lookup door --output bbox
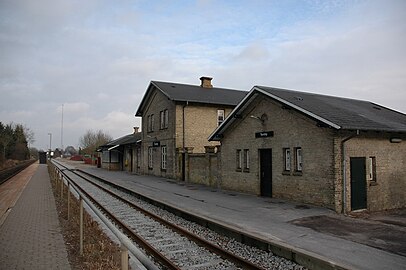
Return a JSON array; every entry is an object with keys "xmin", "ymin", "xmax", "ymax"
[
  {"xmin": 350, "ymin": 157, "xmax": 367, "ymax": 210},
  {"xmin": 260, "ymin": 149, "xmax": 272, "ymax": 197}
]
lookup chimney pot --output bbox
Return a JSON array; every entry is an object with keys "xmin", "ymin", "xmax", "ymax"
[
  {"xmin": 133, "ymin": 126, "xmax": 139, "ymax": 134},
  {"xmin": 200, "ymin": 76, "xmax": 213, "ymax": 88}
]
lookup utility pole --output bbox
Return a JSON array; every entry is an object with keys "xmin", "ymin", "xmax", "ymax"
[
  {"xmin": 48, "ymin": 133, "xmax": 52, "ymax": 152},
  {"xmin": 61, "ymin": 104, "xmax": 64, "ymax": 152}
]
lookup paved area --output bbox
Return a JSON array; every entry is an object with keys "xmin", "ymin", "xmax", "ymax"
[
  {"xmin": 66, "ymin": 159, "xmax": 406, "ymax": 270},
  {"xmin": 0, "ymin": 164, "xmax": 71, "ymax": 270},
  {"xmin": 0, "ymin": 163, "xmax": 38, "ymax": 226}
]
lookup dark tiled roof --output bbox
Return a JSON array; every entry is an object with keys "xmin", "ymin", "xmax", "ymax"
[
  {"xmin": 209, "ymin": 86, "xmax": 406, "ymax": 141},
  {"xmin": 152, "ymin": 81, "xmax": 247, "ymax": 105},
  {"xmin": 102, "ymin": 133, "xmax": 141, "ymax": 148},
  {"xmin": 136, "ymin": 81, "xmax": 247, "ymax": 116},
  {"xmin": 256, "ymin": 86, "xmax": 406, "ymax": 132}
]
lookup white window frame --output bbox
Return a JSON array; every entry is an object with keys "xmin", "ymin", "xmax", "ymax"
[
  {"xmin": 160, "ymin": 111, "xmax": 165, "ymax": 129},
  {"xmin": 236, "ymin": 149, "xmax": 242, "ymax": 170},
  {"xmin": 148, "ymin": 147, "xmax": 153, "ymax": 169},
  {"xmin": 284, "ymin": 148, "xmax": 291, "ymax": 171},
  {"xmin": 150, "ymin": 114, "xmax": 154, "ymax": 131},
  {"xmin": 295, "ymin": 147, "xmax": 302, "ymax": 172},
  {"xmin": 244, "ymin": 149, "xmax": 250, "ymax": 171},
  {"xmin": 164, "ymin": 109, "xmax": 168, "ymax": 128},
  {"xmin": 161, "ymin": 146, "xmax": 167, "ymax": 170},
  {"xmin": 217, "ymin": 109, "xmax": 225, "ymax": 126}
]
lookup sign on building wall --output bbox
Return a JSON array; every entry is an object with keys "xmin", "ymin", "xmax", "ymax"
[
  {"xmin": 255, "ymin": 131, "xmax": 274, "ymax": 138},
  {"xmin": 152, "ymin": 141, "xmax": 160, "ymax": 147}
]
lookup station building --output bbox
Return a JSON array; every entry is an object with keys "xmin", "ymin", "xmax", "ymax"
[
  {"xmin": 209, "ymin": 86, "xmax": 406, "ymax": 213},
  {"xmin": 135, "ymin": 77, "xmax": 247, "ymax": 180},
  {"xmin": 99, "ymin": 128, "xmax": 142, "ymax": 173}
]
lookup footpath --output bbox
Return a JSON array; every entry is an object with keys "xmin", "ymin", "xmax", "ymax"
[{"xmin": 0, "ymin": 164, "xmax": 71, "ymax": 270}]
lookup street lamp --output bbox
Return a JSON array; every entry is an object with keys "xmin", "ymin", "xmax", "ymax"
[{"xmin": 48, "ymin": 132, "xmax": 52, "ymax": 153}]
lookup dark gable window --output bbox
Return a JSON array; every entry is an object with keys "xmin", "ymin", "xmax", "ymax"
[
  {"xmin": 283, "ymin": 148, "xmax": 291, "ymax": 172},
  {"xmin": 243, "ymin": 149, "xmax": 250, "ymax": 172},
  {"xmin": 236, "ymin": 149, "xmax": 242, "ymax": 171},
  {"xmin": 147, "ymin": 114, "xmax": 155, "ymax": 132},
  {"xmin": 160, "ymin": 109, "xmax": 168, "ymax": 129}
]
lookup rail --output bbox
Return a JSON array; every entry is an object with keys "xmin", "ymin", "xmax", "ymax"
[
  {"xmin": 50, "ymin": 160, "xmax": 159, "ymax": 270},
  {"xmin": 52, "ymin": 159, "xmax": 266, "ymax": 270},
  {"xmin": 0, "ymin": 159, "xmax": 37, "ymax": 185}
]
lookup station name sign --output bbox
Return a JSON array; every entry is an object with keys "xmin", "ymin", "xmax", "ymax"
[
  {"xmin": 152, "ymin": 141, "xmax": 160, "ymax": 147},
  {"xmin": 255, "ymin": 131, "xmax": 274, "ymax": 138}
]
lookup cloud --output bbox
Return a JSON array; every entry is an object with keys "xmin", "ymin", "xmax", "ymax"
[
  {"xmin": 57, "ymin": 102, "xmax": 90, "ymax": 114},
  {"xmin": 235, "ymin": 43, "xmax": 270, "ymax": 62},
  {"xmin": 1, "ymin": 0, "xmax": 405, "ymax": 150}
]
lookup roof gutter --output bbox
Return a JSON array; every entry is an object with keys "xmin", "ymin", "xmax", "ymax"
[
  {"xmin": 341, "ymin": 130, "xmax": 359, "ymax": 214},
  {"xmin": 108, "ymin": 144, "xmax": 120, "ymax": 151}
]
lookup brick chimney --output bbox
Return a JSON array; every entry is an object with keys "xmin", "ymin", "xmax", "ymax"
[
  {"xmin": 200, "ymin": 76, "xmax": 213, "ymax": 88},
  {"xmin": 133, "ymin": 126, "xmax": 139, "ymax": 134}
]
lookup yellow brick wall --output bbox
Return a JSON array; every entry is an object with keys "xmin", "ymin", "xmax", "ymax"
[
  {"xmin": 175, "ymin": 104, "xmax": 234, "ymax": 152},
  {"xmin": 220, "ymin": 96, "xmax": 336, "ymax": 208},
  {"xmin": 343, "ymin": 135, "xmax": 406, "ymax": 212}
]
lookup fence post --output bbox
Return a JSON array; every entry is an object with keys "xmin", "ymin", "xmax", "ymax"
[
  {"xmin": 121, "ymin": 244, "xmax": 129, "ymax": 270},
  {"xmin": 67, "ymin": 182, "xmax": 70, "ymax": 219},
  {"xmin": 60, "ymin": 174, "xmax": 64, "ymax": 198},
  {"xmin": 79, "ymin": 196, "xmax": 84, "ymax": 255}
]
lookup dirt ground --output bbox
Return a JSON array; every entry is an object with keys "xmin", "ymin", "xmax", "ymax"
[
  {"xmin": 291, "ymin": 208, "xmax": 406, "ymax": 257},
  {"xmin": 49, "ymin": 167, "xmax": 122, "ymax": 270}
]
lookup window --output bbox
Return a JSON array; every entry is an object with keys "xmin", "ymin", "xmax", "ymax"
[
  {"xmin": 161, "ymin": 146, "xmax": 167, "ymax": 170},
  {"xmin": 295, "ymin": 147, "xmax": 302, "ymax": 172},
  {"xmin": 160, "ymin": 110, "xmax": 168, "ymax": 129},
  {"xmin": 367, "ymin": 156, "xmax": 377, "ymax": 183},
  {"xmin": 217, "ymin": 109, "xmax": 225, "ymax": 126},
  {"xmin": 148, "ymin": 147, "xmax": 153, "ymax": 169},
  {"xmin": 243, "ymin": 149, "xmax": 250, "ymax": 171},
  {"xmin": 147, "ymin": 114, "xmax": 155, "ymax": 132},
  {"xmin": 236, "ymin": 149, "xmax": 242, "ymax": 170},
  {"xmin": 164, "ymin": 109, "xmax": 168, "ymax": 128},
  {"xmin": 283, "ymin": 148, "xmax": 291, "ymax": 171}
]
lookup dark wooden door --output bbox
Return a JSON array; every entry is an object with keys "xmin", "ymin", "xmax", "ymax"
[
  {"xmin": 350, "ymin": 157, "xmax": 367, "ymax": 210},
  {"xmin": 260, "ymin": 149, "xmax": 272, "ymax": 197}
]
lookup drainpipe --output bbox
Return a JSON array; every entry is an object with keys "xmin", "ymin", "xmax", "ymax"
[
  {"xmin": 182, "ymin": 101, "xmax": 189, "ymax": 181},
  {"xmin": 341, "ymin": 129, "xmax": 359, "ymax": 214}
]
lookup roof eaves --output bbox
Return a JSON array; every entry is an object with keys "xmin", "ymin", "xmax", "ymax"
[
  {"xmin": 254, "ymin": 86, "xmax": 342, "ymax": 130},
  {"xmin": 135, "ymin": 81, "xmax": 174, "ymax": 116}
]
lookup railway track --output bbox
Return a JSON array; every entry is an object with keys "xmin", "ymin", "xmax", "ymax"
[
  {"xmin": 52, "ymin": 160, "xmax": 271, "ymax": 270},
  {"xmin": 0, "ymin": 159, "xmax": 37, "ymax": 185}
]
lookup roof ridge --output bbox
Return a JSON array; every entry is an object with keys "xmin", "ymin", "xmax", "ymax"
[{"xmin": 255, "ymin": 85, "xmax": 375, "ymax": 104}]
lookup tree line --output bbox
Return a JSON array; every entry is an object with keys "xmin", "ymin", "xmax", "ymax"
[{"xmin": 0, "ymin": 122, "xmax": 34, "ymax": 163}]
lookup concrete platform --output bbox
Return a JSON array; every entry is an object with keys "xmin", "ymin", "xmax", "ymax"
[
  {"xmin": 0, "ymin": 164, "xmax": 71, "ymax": 270},
  {"xmin": 67, "ymin": 160, "xmax": 406, "ymax": 270}
]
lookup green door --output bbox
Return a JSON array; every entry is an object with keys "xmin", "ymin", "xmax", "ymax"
[{"xmin": 350, "ymin": 157, "xmax": 367, "ymax": 210}]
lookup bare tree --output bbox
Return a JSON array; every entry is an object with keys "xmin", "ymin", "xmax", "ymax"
[
  {"xmin": 79, "ymin": 130, "xmax": 113, "ymax": 155},
  {"xmin": 23, "ymin": 125, "xmax": 35, "ymax": 148}
]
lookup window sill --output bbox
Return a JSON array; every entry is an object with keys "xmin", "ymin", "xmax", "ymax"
[
  {"xmin": 236, "ymin": 168, "xmax": 242, "ymax": 172},
  {"xmin": 148, "ymin": 167, "xmax": 153, "ymax": 170},
  {"xmin": 161, "ymin": 168, "xmax": 167, "ymax": 172},
  {"xmin": 293, "ymin": 171, "xmax": 303, "ymax": 176},
  {"xmin": 243, "ymin": 168, "xmax": 250, "ymax": 173},
  {"xmin": 369, "ymin": 181, "xmax": 378, "ymax": 186},
  {"xmin": 282, "ymin": 171, "xmax": 291, "ymax": 176}
]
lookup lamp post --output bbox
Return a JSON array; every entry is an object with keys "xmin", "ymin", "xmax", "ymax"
[{"xmin": 48, "ymin": 133, "xmax": 52, "ymax": 153}]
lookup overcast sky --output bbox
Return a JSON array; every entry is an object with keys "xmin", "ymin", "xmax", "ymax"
[{"xmin": 1, "ymin": 0, "xmax": 405, "ymax": 150}]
